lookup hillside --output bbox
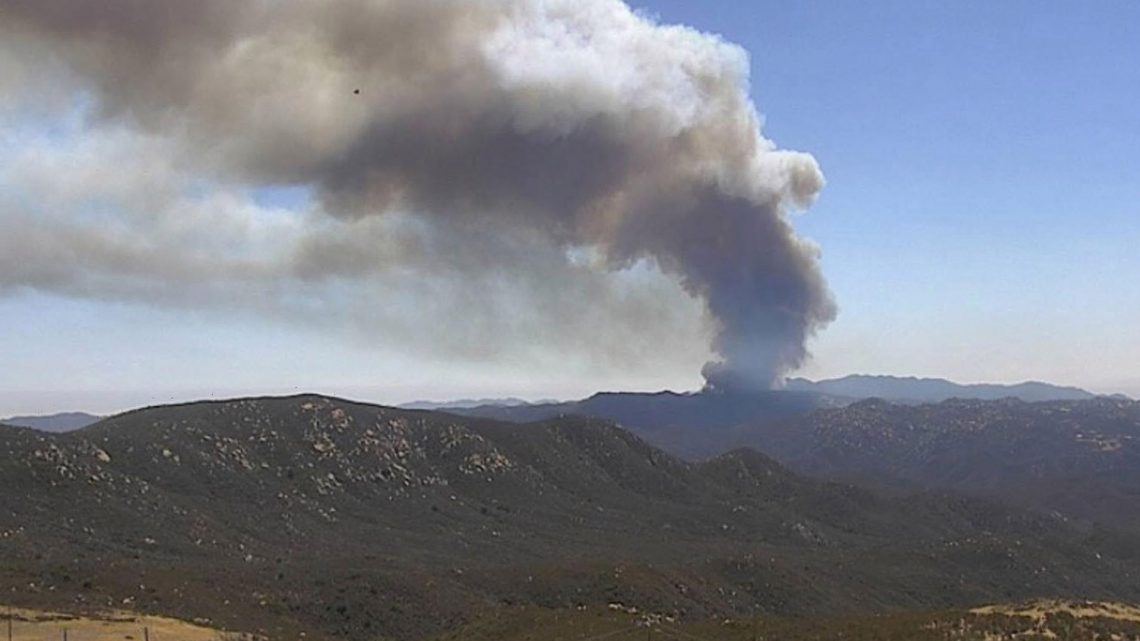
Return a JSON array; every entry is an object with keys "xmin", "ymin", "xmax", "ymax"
[
  {"xmin": 454, "ymin": 390, "xmax": 846, "ymax": 459},
  {"xmin": 3, "ymin": 395, "xmax": 1140, "ymax": 640},
  {"xmin": 430, "ymin": 600, "xmax": 1140, "ymax": 641},
  {"xmin": 449, "ymin": 378, "xmax": 1108, "ymax": 462},
  {"xmin": 746, "ymin": 397, "xmax": 1140, "ymax": 531},
  {"xmin": 784, "ymin": 375, "xmax": 1099, "ymax": 403}
]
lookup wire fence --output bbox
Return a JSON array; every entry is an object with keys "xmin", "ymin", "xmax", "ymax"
[
  {"xmin": 4, "ymin": 621, "xmax": 152, "ymax": 641},
  {"xmin": 5, "ymin": 607, "xmax": 733, "ymax": 641},
  {"xmin": 3, "ymin": 608, "xmax": 251, "ymax": 641}
]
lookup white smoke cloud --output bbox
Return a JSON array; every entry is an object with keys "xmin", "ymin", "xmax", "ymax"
[{"xmin": 0, "ymin": 0, "xmax": 834, "ymax": 389}]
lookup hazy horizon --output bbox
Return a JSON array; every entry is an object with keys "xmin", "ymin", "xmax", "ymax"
[
  {"xmin": 1, "ymin": 372, "xmax": 1131, "ymax": 419},
  {"xmin": 2, "ymin": 1, "xmax": 1137, "ymax": 416}
]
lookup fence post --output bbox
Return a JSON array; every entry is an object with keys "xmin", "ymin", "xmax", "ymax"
[{"xmin": 145, "ymin": 626, "xmax": 150, "ymax": 641}]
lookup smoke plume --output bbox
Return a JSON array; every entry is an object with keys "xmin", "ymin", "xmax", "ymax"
[{"xmin": 0, "ymin": 0, "xmax": 836, "ymax": 390}]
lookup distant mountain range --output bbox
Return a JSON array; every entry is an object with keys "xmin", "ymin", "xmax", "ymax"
[
  {"xmin": 451, "ymin": 387, "xmax": 1140, "ymax": 535},
  {"xmin": 4, "ymin": 376, "xmax": 1116, "ymax": 435},
  {"xmin": 5, "ymin": 394, "xmax": 1139, "ymax": 641},
  {"xmin": 454, "ymin": 389, "xmax": 844, "ymax": 459},
  {"xmin": 1, "ymin": 411, "xmax": 101, "ymax": 432},
  {"xmin": 784, "ymin": 374, "xmax": 1103, "ymax": 403},
  {"xmin": 445, "ymin": 376, "xmax": 1123, "ymax": 459},
  {"xmin": 398, "ymin": 397, "xmax": 554, "ymax": 411}
]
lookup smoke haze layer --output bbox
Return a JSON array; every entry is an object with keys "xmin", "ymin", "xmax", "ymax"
[{"xmin": 0, "ymin": 0, "xmax": 836, "ymax": 389}]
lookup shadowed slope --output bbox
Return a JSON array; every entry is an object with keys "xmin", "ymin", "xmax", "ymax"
[{"xmin": 2, "ymin": 395, "xmax": 1138, "ymax": 640}]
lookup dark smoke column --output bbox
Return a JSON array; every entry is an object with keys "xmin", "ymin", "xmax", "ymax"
[
  {"xmin": 1, "ymin": 0, "xmax": 838, "ymax": 388},
  {"xmin": 621, "ymin": 185, "xmax": 837, "ymax": 393},
  {"xmin": 693, "ymin": 197, "xmax": 837, "ymax": 393}
]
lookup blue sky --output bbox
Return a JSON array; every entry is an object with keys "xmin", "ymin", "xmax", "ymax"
[
  {"xmin": 635, "ymin": 0, "xmax": 1140, "ymax": 395},
  {"xmin": 1, "ymin": 1, "xmax": 1137, "ymax": 415}
]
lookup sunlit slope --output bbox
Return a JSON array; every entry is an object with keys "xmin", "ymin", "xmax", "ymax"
[{"xmin": 1, "ymin": 606, "xmax": 254, "ymax": 641}]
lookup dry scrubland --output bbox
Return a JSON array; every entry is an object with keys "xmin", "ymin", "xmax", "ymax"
[
  {"xmin": 5, "ymin": 395, "xmax": 1140, "ymax": 640},
  {"xmin": 8, "ymin": 600, "xmax": 1140, "ymax": 641},
  {"xmin": 972, "ymin": 599, "xmax": 1140, "ymax": 623},
  {"xmin": 1, "ymin": 606, "xmax": 256, "ymax": 641},
  {"xmin": 431, "ymin": 601, "xmax": 1140, "ymax": 641}
]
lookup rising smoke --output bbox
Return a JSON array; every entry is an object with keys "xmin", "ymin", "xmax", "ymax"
[{"xmin": 0, "ymin": 0, "xmax": 836, "ymax": 390}]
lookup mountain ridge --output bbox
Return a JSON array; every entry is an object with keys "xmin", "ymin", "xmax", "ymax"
[
  {"xmin": 1, "ymin": 411, "xmax": 102, "ymax": 432},
  {"xmin": 4, "ymin": 394, "xmax": 1139, "ymax": 640},
  {"xmin": 452, "ymin": 389, "xmax": 847, "ymax": 459},
  {"xmin": 398, "ymin": 398, "xmax": 553, "ymax": 411},
  {"xmin": 446, "ymin": 376, "xmax": 1118, "ymax": 461},
  {"xmin": 785, "ymin": 374, "xmax": 1103, "ymax": 403}
]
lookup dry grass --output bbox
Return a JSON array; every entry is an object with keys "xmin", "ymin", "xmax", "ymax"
[
  {"xmin": 0, "ymin": 605, "xmax": 251, "ymax": 641},
  {"xmin": 971, "ymin": 599, "xmax": 1140, "ymax": 623}
]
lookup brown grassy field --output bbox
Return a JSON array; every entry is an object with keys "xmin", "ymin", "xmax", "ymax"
[
  {"xmin": 8, "ymin": 599, "xmax": 1140, "ymax": 641},
  {"xmin": 0, "ymin": 606, "xmax": 257, "ymax": 641},
  {"xmin": 972, "ymin": 599, "xmax": 1140, "ymax": 623}
]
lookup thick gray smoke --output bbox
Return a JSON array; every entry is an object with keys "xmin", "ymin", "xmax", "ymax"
[{"xmin": 0, "ymin": 0, "xmax": 836, "ymax": 390}]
